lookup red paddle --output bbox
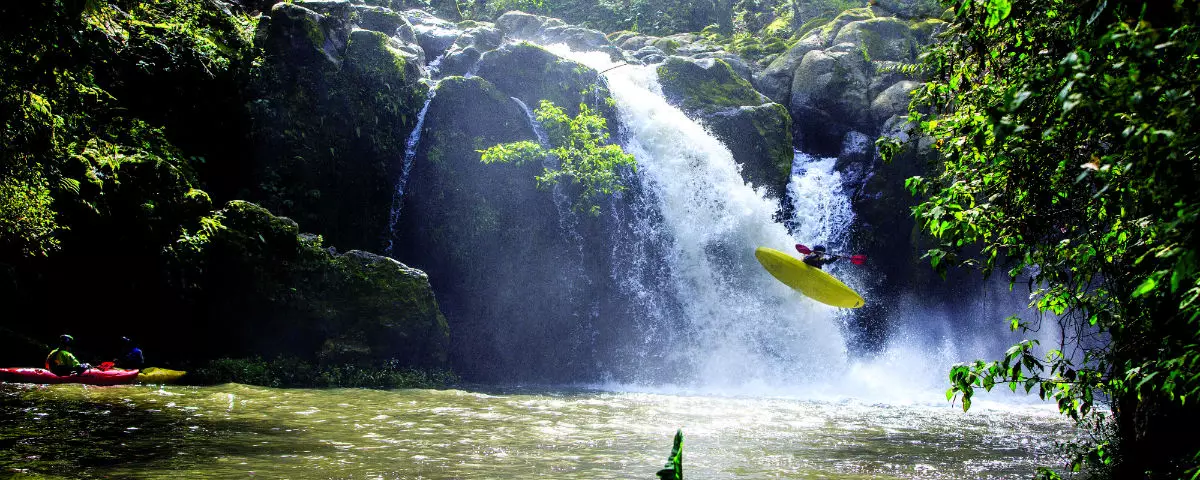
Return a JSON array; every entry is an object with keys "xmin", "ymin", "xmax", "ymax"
[{"xmin": 795, "ymin": 244, "xmax": 868, "ymax": 265}]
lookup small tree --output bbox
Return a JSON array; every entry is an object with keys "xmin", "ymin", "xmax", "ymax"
[{"xmin": 479, "ymin": 99, "xmax": 637, "ymax": 216}]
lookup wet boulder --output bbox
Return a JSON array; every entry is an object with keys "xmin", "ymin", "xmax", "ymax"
[
  {"xmin": 870, "ymin": 79, "xmax": 921, "ymax": 124},
  {"xmin": 494, "ymin": 10, "xmax": 566, "ymax": 41},
  {"xmin": 474, "ymin": 42, "xmax": 615, "ymax": 120},
  {"xmin": 704, "ymin": 103, "xmax": 795, "ymax": 194},
  {"xmin": 788, "ymin": 43, "xmax": 873, "ymax": 155},
  {"xmin": 350, "ymin": 4, "xmax": 406, "ymax": 37},
  {"xmin": 404, "ymin": 9, "xmax": 461, "ymax": 62},
  {"xmin": 394, "ymin": 75, "xmax": 585, "ymax": 380},
  {"xmin": 657, "ymin": 56, "xmax": 792, "ymax": 194},
  {"xmin": 436, "ymin": 23, "xmax": 503, "ymax": 77},
  {"xmin": 173, "ymin": 201, "xmax": 451, "ymax": 367},
  {"xmin": 832, "ymin": 17, "xmax": 918, "ymax": 62},
  {"xmin": 258, "ymin": 2, "xmax": 348, "ymax": 68}
]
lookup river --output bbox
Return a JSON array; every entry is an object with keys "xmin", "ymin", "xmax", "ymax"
[{"xmin": 1, "ymin": 383, "xmax": 1071, "ymax": 479}]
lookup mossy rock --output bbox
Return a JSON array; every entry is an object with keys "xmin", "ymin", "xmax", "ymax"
[
  {"xmin": 818, "ymin": 7, "xmax": 877, "ymax": 41},
  {"xmin": 656, "ymin": 56, "xmax": 767, "ymax": 115},
  {"xmin": 351, "ymin": 4, "xmax": 407, "ymax": 35},
  {"xmin": 173, "ymin": 201, "xmax": 451, "ymax": 367},
  {"xmin": 474, "ymin": 42, "xmax": 615, "ymax": 120},
  {"xmin": 250, "ymin": 3, "xmax": 428, "ymax": 252},
  {"xmin": 344, "ymin": 29, "xmax": 422, "ymax": 82},
  {"xmin": 833, "ymin": 17, "xmax": 918, "ymax": 62},
  {"xmin": 703, "ymin": 102, "xmax": 794, "ymax": 196}
]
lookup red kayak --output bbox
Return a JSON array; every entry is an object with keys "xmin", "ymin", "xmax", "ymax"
[{"xmin": 0, "ymin": 367, "xmax": 140, "ymax": 386}]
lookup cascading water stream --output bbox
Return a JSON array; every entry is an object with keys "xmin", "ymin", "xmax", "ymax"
[
  {"xmin": 384, "ymin": 90, "xmax": 434, "ymax": 256},
  {"xmin": 548, "ymin": 46, "xmax": 849, "ymax": 390}
]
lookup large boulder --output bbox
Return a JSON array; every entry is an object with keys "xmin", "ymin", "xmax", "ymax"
[
  {"xmin": 405, "ymin": 9, "xmax": 461, "ymax": 62},
  {"xmin": 870, "ymin": 79, "xmax": 921, "ymax": 124},
  {"xmin": 833, "ymin": 17, "xmax": 919, "ymax": 62},
  {"xmin": 393, "ymin": 76, "xmax": 583, "ymax": 380},
  {"xmin": 249, "ymin": 6, "xmax": 428, "ymax": 252},
  {"xmin": 755, "ymin": 33, "xmax": 825, "ymax": 104},
  {"xmin": 474, "ymin": 42, "xmax": 616, "ymax": 119},
  {"xmin": 657, "ymin": 56, "xmax": 793, "ymax": 194},
  {"xmin": 170, "ymin": 201, "xmax": 451, "ymax": 367},
  {"xmin": 704, "ymin": 103, "xmax": 795, "ymax": 194},
  {"xmin": 436, "ymin": 23, "xmax": 503, "ymax": 77},
  {"xmin": 656, "ymin": 56, "xmax": 767, "ymax": 114},
  {"xmin": 494, "ymin": 11, "xmax": 622, "ymax": 60},
  {"xmin": 494, "ymin": 10, "xmax": 566, "ymax": 41},
  {"xmin": 788, "ymin": 43, "xmax": 873, "ymax": 155}
]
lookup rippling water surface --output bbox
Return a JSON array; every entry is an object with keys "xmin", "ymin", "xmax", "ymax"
[{"xmin": 0, "ymin": 383, "xmax": 1071, "ymax": 479}]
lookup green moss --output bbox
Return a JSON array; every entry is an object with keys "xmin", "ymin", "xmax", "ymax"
[
  {"xmin": 345, "ymin": 29, "xmax": 408, "ymax": 81},
  {"xmin": 656, "ymin": 57, "xmax": 765, "ymax": 113}
]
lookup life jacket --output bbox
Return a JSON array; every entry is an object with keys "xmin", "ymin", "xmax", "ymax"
[{"xmin": 45, "ymin": 348, "xmax": 80, "ymax": 370}]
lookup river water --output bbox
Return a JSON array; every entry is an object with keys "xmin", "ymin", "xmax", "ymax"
[{"xmin": 1, "ymin": 383, "xmax": 1071, "ymax": 479}]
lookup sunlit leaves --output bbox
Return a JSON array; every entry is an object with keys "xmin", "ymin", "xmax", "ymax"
[
  {"xmin": 479, "ymin": 100, "xmax": 637, "ymax": 215},
  {"xmin": 891, "ymin": 0, "xmax": 1200, "ymax": 475}
]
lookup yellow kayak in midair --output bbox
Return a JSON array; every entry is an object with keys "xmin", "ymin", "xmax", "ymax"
[{"xmin": 755, "ymin": 246, "xmax": 865, "ymax": 308}]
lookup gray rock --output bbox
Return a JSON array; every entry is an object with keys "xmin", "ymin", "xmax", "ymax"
[
  {"xmin": 494, "ymin": 10, "xmax": 565, "ymax": 40},
  {"xmin": 657, "ymin": 56, "xmax": 767, "ymax": 114},
  {"xmin": 618, "ymin": 35, "xmax": 655, "ymax": 50},
  {"xmin": 632, "ymin": 45, "xmax": 666, "ymax": 60},
  {"xmin": 703, "ymin": 102, "xmax": 794, "ymax": 195},
  {"xmin": 474, "ymin": 42, "xmax": 615, "ymax": 121},
  {"xmin": 756, "ymin": 33, "xmax": 825, "ymax": 104},
  {"xmin": 870, "ymin": 80, "xmax": 921, "ymax": 123},
  {"xmin": 788, "ymin": 46, "xmax": 873, "ymax": 154},
  {"xmin": 412, "ymin": 21, "xmax": 461, "ymax": 63},
  {"xmin": 351, "ymin": 4, "xmax": 405, "ymax": 36},
  {"xmin": 833, "ymin": 17, "xmax": 918, "ymax": 62}
]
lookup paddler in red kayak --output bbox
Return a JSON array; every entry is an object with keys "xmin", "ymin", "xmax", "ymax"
[{"xmin": 46, "ymin": 334, "xmax": 91, "ymax": 376}]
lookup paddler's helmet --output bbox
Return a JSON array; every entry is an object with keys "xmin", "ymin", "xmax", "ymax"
[
  {"xmin": 813, "ymin": 245, "xmax": 827, "ymax": 253},
  {"xmin": 59, "ymin": 334, "xmax": 74, "ymax": 346}
]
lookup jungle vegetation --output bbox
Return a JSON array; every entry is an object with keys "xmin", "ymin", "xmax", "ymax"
[{"xmin": 880, "ymin": 0, "xmax": 1200, "ymax": 477}]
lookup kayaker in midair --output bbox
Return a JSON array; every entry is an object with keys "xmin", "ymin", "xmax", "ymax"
[
  {"xmin": 116, "ymin": 336, "xmax": 144, "ymax": 370},
  {"xmin": 802, "ymin": 245, "xmax": 840, "ymax": 270},
  {"xmin": 45, "ymin": 334, "xmax": 91, "ymax": 376}
]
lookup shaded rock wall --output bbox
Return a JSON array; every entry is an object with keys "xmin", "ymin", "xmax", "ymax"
[{"xmin": 248, "ymin": 1, "xmax": 428, "ymax": 253}]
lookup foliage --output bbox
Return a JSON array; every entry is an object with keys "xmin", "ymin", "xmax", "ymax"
[
  {"xmin": 479, "ymin": 100, "xmax": 637, "ymax": 215},
  {"xmin": 190, "ymin": 356, "xmax": 458, "ymax": 389},
  {"xmin": 0, "ymin": 168, "xmax": 61, "ymax": 257},
  {"xmin": 880, "ymin": 0, "xmax": 1200, "ymax": 476},
  {"xmin": 655, "ymin": 429, "xmax": 684, "ymax": 480}
]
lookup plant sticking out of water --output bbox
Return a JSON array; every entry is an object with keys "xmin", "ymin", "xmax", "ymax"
[
  {"xmin": 478, "ymin": 99, "xmax": 637, "ymax": 216},
  {"xmin": 655, "ymin": 429, "xmax": 684, "ymax": 480}
]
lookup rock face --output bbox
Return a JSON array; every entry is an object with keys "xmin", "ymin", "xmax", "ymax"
[
  {"xmin": 753, "ymin": 8, "xmax": 943, "ymax": 156},
  {"xmin": 249, "ymin": 2, "xmax": 428, "ymax": 252},
  {"xmin": 173, "ymin": 201, "xmax": 451, "ymax": 367},
  {"xmin": 391, "ymin": 76, "xmax": 576, "ymax": 380},
  {"xmin": 657, "ymin": 56, "xmax": 793, "ymax": 195},
  {"xmin": 474, "ymin": 42, "xmax": 616, "ymax": 119},
  {"xmin": 494, "ymin": 11, "xmax": 623, "ymax": 60}
]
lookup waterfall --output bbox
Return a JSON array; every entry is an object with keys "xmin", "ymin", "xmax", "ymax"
[
  {"xmin": 549, "ymin": 46, "xmax": 849, "ymax": 389},
  {"xmin": 385, "ymin": 90, "xmax": 434, "ymax": 256}
]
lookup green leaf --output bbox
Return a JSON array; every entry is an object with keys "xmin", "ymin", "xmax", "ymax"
[
  {"xmin": 984, "ymin": 0, "xmax": 1012, "ymax": 28},
  {"xmin": 1131, "ymin": 277, "xmax": 1157, "ymax": 298}
]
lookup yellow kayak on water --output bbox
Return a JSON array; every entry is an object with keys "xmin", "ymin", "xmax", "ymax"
[
  {"xmin": 755, "ymin": 246, "xmax": 865, "ymax": 308},
  {"xmin": 136, "ymin": 367, "xmax": 187, "ymax": 384}
]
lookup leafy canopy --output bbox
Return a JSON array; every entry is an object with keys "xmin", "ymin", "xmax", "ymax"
[
  {"xmin": 479, "ymin": 99, "xmax": 637, "ymax": 216},
  {"xmin": 880, "ymin": 0, "xmax": 1200, "ymax": 476}
]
